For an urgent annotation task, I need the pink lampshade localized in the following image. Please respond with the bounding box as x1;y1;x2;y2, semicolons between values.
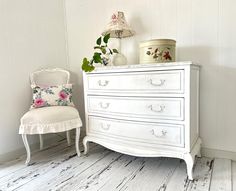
102;11;135;38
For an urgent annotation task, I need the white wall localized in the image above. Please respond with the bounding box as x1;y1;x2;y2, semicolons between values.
65;0;236;154
0;0;68;157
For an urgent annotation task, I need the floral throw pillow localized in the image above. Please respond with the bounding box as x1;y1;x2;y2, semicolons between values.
31;84;74;109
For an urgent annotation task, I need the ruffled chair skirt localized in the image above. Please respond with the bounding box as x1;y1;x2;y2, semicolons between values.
19;106;82;134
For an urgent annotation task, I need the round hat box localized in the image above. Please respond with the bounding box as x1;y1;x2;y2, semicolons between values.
139;39;176;63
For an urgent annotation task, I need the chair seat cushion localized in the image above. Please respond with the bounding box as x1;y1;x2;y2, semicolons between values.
19;106;82;134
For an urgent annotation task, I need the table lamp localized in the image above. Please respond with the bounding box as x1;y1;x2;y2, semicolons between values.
102;11;135;65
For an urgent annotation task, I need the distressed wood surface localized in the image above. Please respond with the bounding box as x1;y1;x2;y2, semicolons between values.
54;151;123;191
165;157;213;191
119;157;179;191
210;158;232;191
0;145;78;190
16;145;107;191
0;138;67;178
165;160;190;191
0;141;234;191
97;156;147;191
186;157;213;191
67;154;140;191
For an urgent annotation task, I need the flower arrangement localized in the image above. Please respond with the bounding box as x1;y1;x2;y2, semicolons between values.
81;33;118;72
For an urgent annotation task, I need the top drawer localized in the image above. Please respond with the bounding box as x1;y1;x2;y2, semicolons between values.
86;70;184;94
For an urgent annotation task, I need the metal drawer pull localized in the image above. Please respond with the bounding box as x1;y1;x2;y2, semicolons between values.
148;105;165;113
151;129;167;137
99;102;110;109
148;79;165;86
100;123;110;130
98;80;109;87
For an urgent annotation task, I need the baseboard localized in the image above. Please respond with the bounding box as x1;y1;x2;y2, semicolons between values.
0;133;66;163
202;147;236;161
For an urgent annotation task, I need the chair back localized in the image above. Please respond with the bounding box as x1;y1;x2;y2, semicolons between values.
30;68;70;86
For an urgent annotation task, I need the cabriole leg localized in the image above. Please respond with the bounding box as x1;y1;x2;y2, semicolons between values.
66;131;71;146
39;134;43;150
83;137;89;155
22;134;31;165
184;153;194;180
75;127;80;156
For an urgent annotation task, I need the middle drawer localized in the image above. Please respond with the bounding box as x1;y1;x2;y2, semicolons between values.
87;96;184;121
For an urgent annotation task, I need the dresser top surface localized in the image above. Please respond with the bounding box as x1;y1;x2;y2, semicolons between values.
88;61;199;73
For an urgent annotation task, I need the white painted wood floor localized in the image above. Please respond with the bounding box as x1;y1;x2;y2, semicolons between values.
0;138;235;191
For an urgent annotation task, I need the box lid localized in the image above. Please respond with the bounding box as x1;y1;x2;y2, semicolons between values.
139;39;176;47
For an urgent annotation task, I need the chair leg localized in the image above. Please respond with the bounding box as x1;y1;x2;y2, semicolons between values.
66;131;71;146
39;134;43;150
22;134;31;165
75;127;80;157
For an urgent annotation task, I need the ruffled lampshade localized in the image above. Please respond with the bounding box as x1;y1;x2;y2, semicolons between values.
102;11;135;38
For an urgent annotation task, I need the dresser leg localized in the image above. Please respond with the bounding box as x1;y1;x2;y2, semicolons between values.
83;137;89;155
184;138;202;180
184;153;194;180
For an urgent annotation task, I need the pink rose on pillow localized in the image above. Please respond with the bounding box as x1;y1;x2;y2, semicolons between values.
59;90;68;100
34;98;45;107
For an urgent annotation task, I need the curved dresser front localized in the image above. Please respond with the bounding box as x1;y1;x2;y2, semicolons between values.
83;62;201;180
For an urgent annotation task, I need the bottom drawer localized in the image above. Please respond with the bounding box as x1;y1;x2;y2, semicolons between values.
88;116;184;147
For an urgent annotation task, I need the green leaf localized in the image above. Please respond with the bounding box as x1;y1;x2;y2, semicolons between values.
109;48;113;55
103;33;110;44
94;46;103;53
93;52;102;63
96;37;102;45
94;52;101;56
112;48;118;53
94;46;101;49
82;57;89;65
81;57;95;72
101;47;106;54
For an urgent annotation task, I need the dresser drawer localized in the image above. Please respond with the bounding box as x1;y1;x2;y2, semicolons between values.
88;96;184;121
88;116;184;147
87;70;184;94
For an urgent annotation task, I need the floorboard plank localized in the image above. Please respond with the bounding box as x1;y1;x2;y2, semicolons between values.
0;138;68;178
118;157;179;191
63;153;132;191
68;154;147;191
0;145;78;191
209;158;231;191
97;156;147;191
52;151;123;191
165;159;190;191
14;145;106;191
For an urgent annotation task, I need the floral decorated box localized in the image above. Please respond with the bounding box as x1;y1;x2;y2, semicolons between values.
139;39;176;63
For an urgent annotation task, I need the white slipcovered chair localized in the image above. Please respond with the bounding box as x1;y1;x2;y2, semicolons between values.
19;68;82;165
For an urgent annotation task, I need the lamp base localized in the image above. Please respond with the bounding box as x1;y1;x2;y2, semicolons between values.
112;53;127;66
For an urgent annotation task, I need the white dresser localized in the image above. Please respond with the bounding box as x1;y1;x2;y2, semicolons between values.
83;62;201;180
